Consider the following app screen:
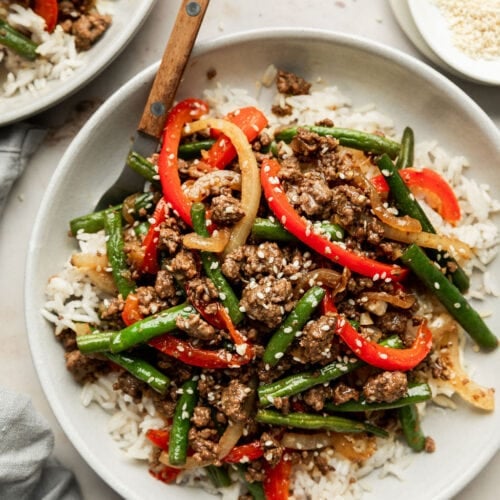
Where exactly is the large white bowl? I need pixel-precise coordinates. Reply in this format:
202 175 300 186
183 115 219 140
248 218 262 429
0 0 157 125
25 29 500 500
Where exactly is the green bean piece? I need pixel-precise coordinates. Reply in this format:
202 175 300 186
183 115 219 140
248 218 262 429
126 151 159 183
377 154 469 292
236 465 266 500
134 221 150 238
190 203 244 324
0 19 38 60
258 336 404 406
395 126 414 170
256 409 388 438
169 378 199 466
69 192 154 235
110 302 196 353
324 382 432 413
262 286 326 367
251 217 344 243
179 139 216 159
105 352 170 395
400 244 497 350
103 210 136 299
77 331 113 353
275 125 400 159
398 404 426 452
206 465 232 488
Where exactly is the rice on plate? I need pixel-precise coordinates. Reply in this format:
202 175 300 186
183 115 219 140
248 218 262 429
40 61 498 500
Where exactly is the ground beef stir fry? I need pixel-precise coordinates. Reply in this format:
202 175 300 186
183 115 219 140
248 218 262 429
55 69 496 496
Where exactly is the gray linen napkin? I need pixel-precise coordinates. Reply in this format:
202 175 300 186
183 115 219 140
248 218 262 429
0 386 82 500
0 123 46 215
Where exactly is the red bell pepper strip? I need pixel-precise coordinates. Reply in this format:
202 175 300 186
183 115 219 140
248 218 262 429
371 167 461 225
146 429 182 484
141 197 169 274
223 440 264 463
336 315 433 371
158 98 210 227
122 293 143 326
204 106 268 169
320 289 338 315
261 158 408 282
263 455 292 500
149 334 252 369
33 0 58 32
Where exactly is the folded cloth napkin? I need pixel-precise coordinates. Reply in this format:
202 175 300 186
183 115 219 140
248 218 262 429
0 386 82 500
0 123 46 216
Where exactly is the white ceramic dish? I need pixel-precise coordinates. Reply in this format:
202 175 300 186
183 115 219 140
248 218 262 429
26 29 500 500
0 0 157 126
408 0 500 86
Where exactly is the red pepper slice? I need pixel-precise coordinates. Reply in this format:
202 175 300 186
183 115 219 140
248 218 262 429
33 0 58 32
141 197 168 274
121 293 143 326
149 466 181 484
146 428 182 484
371 167 461 225
261 158 408 282
149 334 252 369
336 316 433 371
158 98 210 227
320 289 338 315
204 106 268 169
263 455 292 500
223 440 264 463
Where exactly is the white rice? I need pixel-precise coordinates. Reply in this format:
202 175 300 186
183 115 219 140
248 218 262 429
0 2 113 98
41 70 499 498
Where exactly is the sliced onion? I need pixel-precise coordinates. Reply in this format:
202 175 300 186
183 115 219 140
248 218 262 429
71 253 117 294
431 316 494 411
217 421 245 460
352 170 422 233
183 228 231 253
360 291 416 309
186 118 261 254
293 267 350 299
381 223 473 261
182 170 242 202
158 452 212 470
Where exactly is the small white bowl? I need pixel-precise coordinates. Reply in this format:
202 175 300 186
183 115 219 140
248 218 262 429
26 28 500 500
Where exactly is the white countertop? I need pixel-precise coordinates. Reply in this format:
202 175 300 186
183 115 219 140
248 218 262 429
1 0 498 499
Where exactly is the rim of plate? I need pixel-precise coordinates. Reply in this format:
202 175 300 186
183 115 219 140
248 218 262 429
25 27 500 500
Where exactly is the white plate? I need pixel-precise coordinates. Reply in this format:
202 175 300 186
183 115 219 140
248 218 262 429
25 29 500 500
408 0 500 86
0 0 157 125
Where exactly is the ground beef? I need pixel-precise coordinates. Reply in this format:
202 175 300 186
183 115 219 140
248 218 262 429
210 193 245 226
303 386 334 411
290 128 339 159
176 313 217 341
260 432 283 466
67 13 111 51
375 310 410 337
57 329 77 351
113 371 146 402
191 406 212 428
185 277 219 316
64 350 109 383
290 315 338 364
276 69 311 95
154 269 181 305
239 276 294 329
218 379 251 423
188 427 220 464
363 371 408 403
333 382 360 405
135 285 168 316
169 250 199 281
157 216 184 256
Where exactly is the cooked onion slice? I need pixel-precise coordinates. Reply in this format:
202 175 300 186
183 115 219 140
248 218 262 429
183 170 242 202
293 267 350 299
382 224 473 261
71 253 116 294
183 228 231 253
217 421 245 461
360 291 416 309
159 452 212 470
186 118 261 254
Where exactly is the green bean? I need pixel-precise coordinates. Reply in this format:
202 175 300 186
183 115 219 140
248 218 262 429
110 302 196 353
190 203 244 324
0 19 38 60
400 244 497 350
378 154 469 292
105 352 170 395
251 217 344 243
126 151 159 183
103 210 136 299
169 378 198 466
134 221 150 238
69 192 154 235
256 409 388 438
275 126 400 159
395 126 414 170
262 286 326 367
324 382 432 413
206 465 232 488
258 336 404 406
179 139 216 159
76 331 113 354
398 404 426 452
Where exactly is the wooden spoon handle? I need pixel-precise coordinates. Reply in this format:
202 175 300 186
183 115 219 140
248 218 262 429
138 0 210 138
